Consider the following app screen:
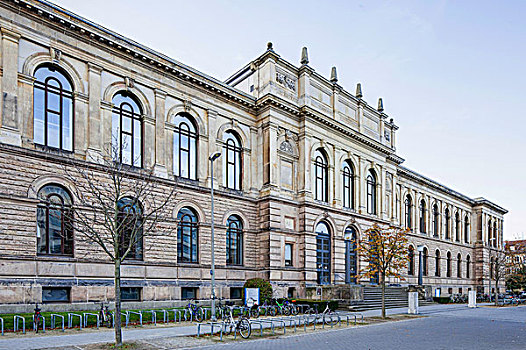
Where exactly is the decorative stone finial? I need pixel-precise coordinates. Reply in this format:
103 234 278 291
267 42 273 51
377 98 384 112
301 47 309 65
390 118 394 124
356 83 363 98
330 67 338 83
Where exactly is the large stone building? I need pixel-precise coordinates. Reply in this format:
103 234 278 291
0 0 507 307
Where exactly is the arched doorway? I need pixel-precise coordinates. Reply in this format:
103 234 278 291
344 226 358 284
316 221 331 285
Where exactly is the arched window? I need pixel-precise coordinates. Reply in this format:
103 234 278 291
223 131 242 190
404 195 413 229
455 212 460 242
466 255 471 279
493 222 498 247
117 197 143 260
457 253 462 278
315 221 331 284
344 226 358 284
177 207 198 263
464 216 470 243
419 200 426 233
435 249 441 277
173 113 198 180
111 92 143 167
367 170 377 215
432 204 439 237
445 208 451 240
313 149 328 202
408 246 415 275
446 252 452 277
33 64 74 151
36 184 73 255
423 247 428 276
342 161 354 209
226 215 243 265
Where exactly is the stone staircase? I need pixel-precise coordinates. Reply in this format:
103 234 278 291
347 286 434 312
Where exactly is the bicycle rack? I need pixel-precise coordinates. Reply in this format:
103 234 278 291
83 312 100 328
33 315 45 333
249 318 275 336
196 321 224 340
121 312 129 327
0 317 3 336
68 313 82 329
145 310 156 325
127 311 143 326
14 315 25 334
50 314 65 332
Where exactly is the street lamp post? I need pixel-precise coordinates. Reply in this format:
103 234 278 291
417 245 424 286
209 151 221 321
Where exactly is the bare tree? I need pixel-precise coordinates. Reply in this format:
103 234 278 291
492 244 520 305
356 224 410 318
62 141 176 346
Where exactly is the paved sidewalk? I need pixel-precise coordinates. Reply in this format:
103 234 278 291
0 303 502 350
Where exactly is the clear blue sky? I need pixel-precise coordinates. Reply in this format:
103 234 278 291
51 0 525 240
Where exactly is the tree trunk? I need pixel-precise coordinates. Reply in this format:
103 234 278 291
114 259 123 347
381 272 386 318
494 278 499 306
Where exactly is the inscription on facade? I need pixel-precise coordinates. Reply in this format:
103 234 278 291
276 72 296 91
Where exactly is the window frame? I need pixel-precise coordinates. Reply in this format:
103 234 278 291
457 253 462 278
314 149 328 202
408 246 415 275
366 170 377 215
435 249 441 277
422 247 428 276
173 113 198 180
33 64 74 152
342 161 354 209
284 243 293 267
419 200 426 233
111 92 143 167
432 204 439 237
226 215 243 266
117 197 143 261
405 195 413 229
223 131 243 190
177 207 199 263
315 221 331 285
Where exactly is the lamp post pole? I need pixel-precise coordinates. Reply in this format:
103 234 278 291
209 151 221 322
417 245 424 286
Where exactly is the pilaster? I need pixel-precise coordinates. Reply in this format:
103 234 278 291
153 89 167 178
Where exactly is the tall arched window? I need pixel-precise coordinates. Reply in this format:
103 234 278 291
404 195 413 229
367 170 377 215
37 184 73 255
117 197 143 260
446 252 452 277
344 226 358 284
177 207 198 263
313 149 328 202
464 216 470 243
315 221 331 284
493 222 498 247
342 161 354 209
466 255 471 278
33 64 74 151
445 208 451 240
432 204 439 237
419 200 426 233
457 253 462 278
455 212 460 242
408 246 415 275
173 113 198 180
435 249 441 277
111 92 143 167
226 215 243 265
423 247 428 276
223 131 242 190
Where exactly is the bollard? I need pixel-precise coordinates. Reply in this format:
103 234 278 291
468 290 477 308
408 291 419 314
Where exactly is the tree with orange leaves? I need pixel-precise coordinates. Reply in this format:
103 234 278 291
356 224 410 318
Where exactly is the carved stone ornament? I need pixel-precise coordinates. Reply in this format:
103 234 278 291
322 211 329 219
124 77 135 90
50 47 62 62
276 72 296 91
279 140 294 155
183 100 192 112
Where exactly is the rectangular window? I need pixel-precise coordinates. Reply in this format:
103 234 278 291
285 243 293 267
42 287 70 303
181 287 198 300
121 287 141 301
230 287 242 299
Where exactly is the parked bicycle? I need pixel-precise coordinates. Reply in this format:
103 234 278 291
99 302 113 327
33 303 43 333
246 297 260 318
222 303 251 338
184 299 204 322
259 299 277 316
305 301 337 326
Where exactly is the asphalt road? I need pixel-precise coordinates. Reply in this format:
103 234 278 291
200 306 526 350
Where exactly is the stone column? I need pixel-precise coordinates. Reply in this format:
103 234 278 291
298 132 312 200
249 126 259 193
358 156 366 214
333 147 343 207
0 28 21 145
87 63 103 159
153 89 167 178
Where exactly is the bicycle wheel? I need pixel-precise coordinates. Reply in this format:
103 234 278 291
250 307 259 319
323 312 337 326
195 306 204 322
238 317 251 339
269 306 277 316
283 306 291 316
291 305 299 315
